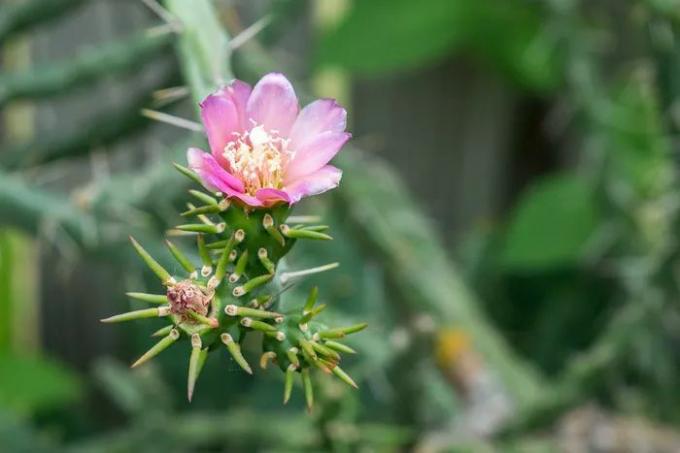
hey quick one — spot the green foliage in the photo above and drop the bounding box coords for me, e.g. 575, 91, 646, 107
0, 29, 173, 105
500, 174, 598, 271
316, 0, 560, 90
0, 354, 80, 414
317, 0, 465, 76
0, 0, 86, 43
165, 0, 232, 105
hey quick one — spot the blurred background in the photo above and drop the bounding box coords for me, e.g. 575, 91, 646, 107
2, 0, 680, 451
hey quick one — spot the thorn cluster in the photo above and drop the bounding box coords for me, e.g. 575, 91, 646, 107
101, 164, 367, 408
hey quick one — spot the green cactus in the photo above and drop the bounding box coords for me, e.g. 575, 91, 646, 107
102, 167, 366, 407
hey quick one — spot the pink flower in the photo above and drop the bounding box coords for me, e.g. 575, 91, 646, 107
187, 73, 349, 207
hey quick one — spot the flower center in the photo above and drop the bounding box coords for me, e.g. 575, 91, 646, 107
223, 125, 294, 195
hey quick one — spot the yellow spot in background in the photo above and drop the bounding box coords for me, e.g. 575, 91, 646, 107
435, 328, 471, 368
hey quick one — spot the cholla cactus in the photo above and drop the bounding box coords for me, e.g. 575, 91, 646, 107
102, 73, 365, 409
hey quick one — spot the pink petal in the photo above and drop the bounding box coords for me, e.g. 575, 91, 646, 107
228, 191, 263, 207
200, 92, 239, 166
289, 99, 347, 150
246, 73, 299, 136
283, 165, 342, 204
284, 131, 350, 183
225, 80, 252, 131
255, 188, 290, 206
187, 147, 244, 193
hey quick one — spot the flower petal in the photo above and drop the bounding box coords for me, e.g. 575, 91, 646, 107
200, 92, 240, 165
225, 79, 252, 131
289, 99, 347, 150
255, 188, 290, 207
283, 165, 342, 204
228, 191, 263, 207
284, 131, 350, 183
187, 147, 244, 193
246, 73, 299, 136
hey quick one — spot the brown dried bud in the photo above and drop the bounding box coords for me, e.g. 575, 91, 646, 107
166, 280, 212, 322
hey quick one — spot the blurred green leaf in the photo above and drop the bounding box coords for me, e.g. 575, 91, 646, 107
164, 0, 231, 105
316, 0, 464, 76
316, 0, 560, 90
602, 79, 671, 199
0, 354, 80, 414
501, 174, 598, 271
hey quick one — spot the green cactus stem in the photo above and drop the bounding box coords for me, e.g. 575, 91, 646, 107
102, 164, 366, 408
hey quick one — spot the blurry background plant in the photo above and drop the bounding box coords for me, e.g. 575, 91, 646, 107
1, 0, 680, 451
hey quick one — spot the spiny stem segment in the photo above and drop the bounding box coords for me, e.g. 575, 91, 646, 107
105, 189, 367, 408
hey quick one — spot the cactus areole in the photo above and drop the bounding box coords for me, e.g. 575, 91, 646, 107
102, 73, 365, 408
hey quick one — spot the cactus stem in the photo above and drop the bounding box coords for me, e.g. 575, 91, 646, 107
165, 240, 196, 274
323, 340, 357, 354
131, 328, 179, 368
181, 204, 221, 217
303, 286, 318, 313
280, 224, 332, 241
129, 236, 174, 285
126, 292, 167, 304
318, 323, 368, 339
151, 325, 174, 337
187, 334, 205, 402
280, 262, 339, 285
257, 248, 276, 274
300, 304, 327, 324
186, 310, 218, 328
331, 365, 358, 389
263, 213, 285, 246
220, 333, 252, 374
176, 223, 225, 234
101, 306, 169, 323
189, 189, 217, 206
301, 368, 314, 412
240, 317, 276, 332
229, 249, 249, 283
283, 364, 296, 404
224, 305, 281, 319
173, 162, 202, 185
233, 273, 274, 297
260, 351, 277, 369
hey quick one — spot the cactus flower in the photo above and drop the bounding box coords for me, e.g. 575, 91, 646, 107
187, 73, 349, 207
